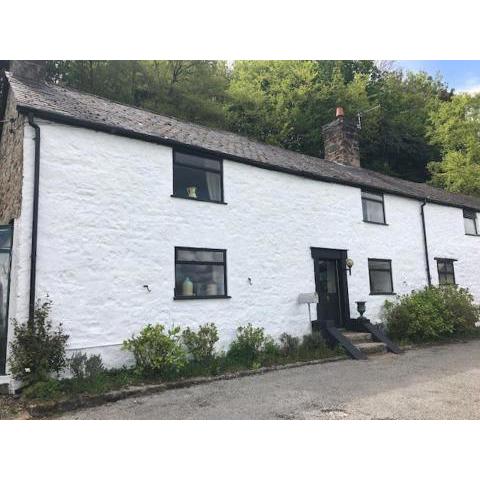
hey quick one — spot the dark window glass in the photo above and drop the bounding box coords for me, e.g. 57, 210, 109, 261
368, 259, 393, 294
362, 190, 386, 224
463, 209, 478, 235
173, 151, 223, 203
0, 225, 13, 375
437, 259, 456, 285
175, 247, 227, 298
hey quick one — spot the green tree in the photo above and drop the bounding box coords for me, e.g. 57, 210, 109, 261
427, 94, 480, 196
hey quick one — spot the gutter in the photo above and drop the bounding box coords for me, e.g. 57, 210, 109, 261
15, 105, 479, 213
420, 199, 432, 286
27, 113, 41, 324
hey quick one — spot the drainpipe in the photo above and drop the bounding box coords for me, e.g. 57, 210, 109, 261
420, 199, 432, 286
27, 113, 40, 325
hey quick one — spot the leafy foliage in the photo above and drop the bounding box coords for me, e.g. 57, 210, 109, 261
122, 324, 186, 378
69, 352, 105, 379
427, 94, 480, 196
226, 324, 276, 368
9, 298, 69, 383
181, 323, 219, 365
383, 285, 480, 343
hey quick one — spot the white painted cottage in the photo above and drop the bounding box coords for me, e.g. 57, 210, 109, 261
1, 61, 480, 385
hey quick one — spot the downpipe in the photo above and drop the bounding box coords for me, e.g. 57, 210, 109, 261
27, 113, 40, 325
420, 199, 432, 287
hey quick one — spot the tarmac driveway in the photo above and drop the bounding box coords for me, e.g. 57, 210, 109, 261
61, 340, 480, 420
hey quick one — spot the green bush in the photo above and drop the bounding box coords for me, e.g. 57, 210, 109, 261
182, 323, 219, 365
69, 352, 104, 379
22, 378, 62, 400
226, 324, 277, 368
9, 298, 69, 383
123, 324, 186, 378
384, 285, 480, 343
279, 333, 300, 356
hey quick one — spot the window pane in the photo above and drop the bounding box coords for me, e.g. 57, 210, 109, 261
362, 191, 383, 202
0, 252, 11, 348
368, 260, 390, 270
175, 263, 225, 297
363, 198, 385, 223
370, 270, 393, 293
175, 152, 221, 171
439, 273, 455, 285
464, 216, 477, 235
177, 249, 224, 263
0, 228, 12, 250
173, 164, 222, 202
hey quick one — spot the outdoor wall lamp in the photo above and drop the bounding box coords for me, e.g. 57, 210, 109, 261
356, 300, 366, 318
346, 258, 354, 275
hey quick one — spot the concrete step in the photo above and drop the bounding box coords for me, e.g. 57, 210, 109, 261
355, 342, 387, 355
339, 330, 372, 343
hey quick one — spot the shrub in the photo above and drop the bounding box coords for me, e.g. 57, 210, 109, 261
182, 323, 219, 364
384, 285, 480, 343
69, 352, 104, 379
9, 298, 69, 383
279, 333, 300, 356
300, 332, 327, 352
22, 378, 62, 400
69, 352, 88, 379
226, 324, 276, 367
85, 354, 104, 378
122, 324, 186, 378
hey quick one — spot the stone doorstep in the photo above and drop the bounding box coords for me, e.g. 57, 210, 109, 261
339, 331, 373, 343
27, 355, 347, 418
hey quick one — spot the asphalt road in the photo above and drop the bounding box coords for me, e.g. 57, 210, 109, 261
60, 340, 480, 420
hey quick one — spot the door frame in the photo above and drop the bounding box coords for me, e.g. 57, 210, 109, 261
310, 247, 351, 328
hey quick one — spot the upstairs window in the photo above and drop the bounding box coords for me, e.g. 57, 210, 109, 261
463, 209, 478, 235
174, 247, 228, 299
361, 190, 386, 224
173, 150, 224, 203
436, 258, 456, 286
368, 259, 394, 294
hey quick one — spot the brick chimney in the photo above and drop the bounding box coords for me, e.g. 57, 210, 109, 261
8, 61, 47, 83
322, 106, 360, 167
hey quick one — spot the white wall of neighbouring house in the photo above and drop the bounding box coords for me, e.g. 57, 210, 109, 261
7, 120, 480, 369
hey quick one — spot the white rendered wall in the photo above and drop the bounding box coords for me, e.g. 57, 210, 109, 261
9, 120, 480, 368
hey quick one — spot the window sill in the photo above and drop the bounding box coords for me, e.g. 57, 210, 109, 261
173, 295, 232, 301
171, 195, 227, 205
369, 292, 397, 296
465, 233, 479, 237
363, 220, 388, 226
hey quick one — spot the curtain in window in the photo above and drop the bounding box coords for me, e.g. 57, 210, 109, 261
206, 172, 221, 202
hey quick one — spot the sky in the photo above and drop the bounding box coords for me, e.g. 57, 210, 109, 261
395, 60, 480, 94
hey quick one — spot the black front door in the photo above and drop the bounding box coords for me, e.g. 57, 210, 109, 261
311, 248, 350, 329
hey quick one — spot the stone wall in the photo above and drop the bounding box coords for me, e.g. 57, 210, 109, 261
322, 117, 360, 167
0, 87, 24, 223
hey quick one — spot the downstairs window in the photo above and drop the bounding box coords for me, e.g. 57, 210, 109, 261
368, 259, 394, 294
174, 247, 228, 299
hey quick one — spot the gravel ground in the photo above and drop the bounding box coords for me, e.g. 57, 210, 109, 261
60, 340, 480, 420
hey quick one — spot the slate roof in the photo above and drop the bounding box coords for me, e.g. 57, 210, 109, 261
6, 72, 480, 211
